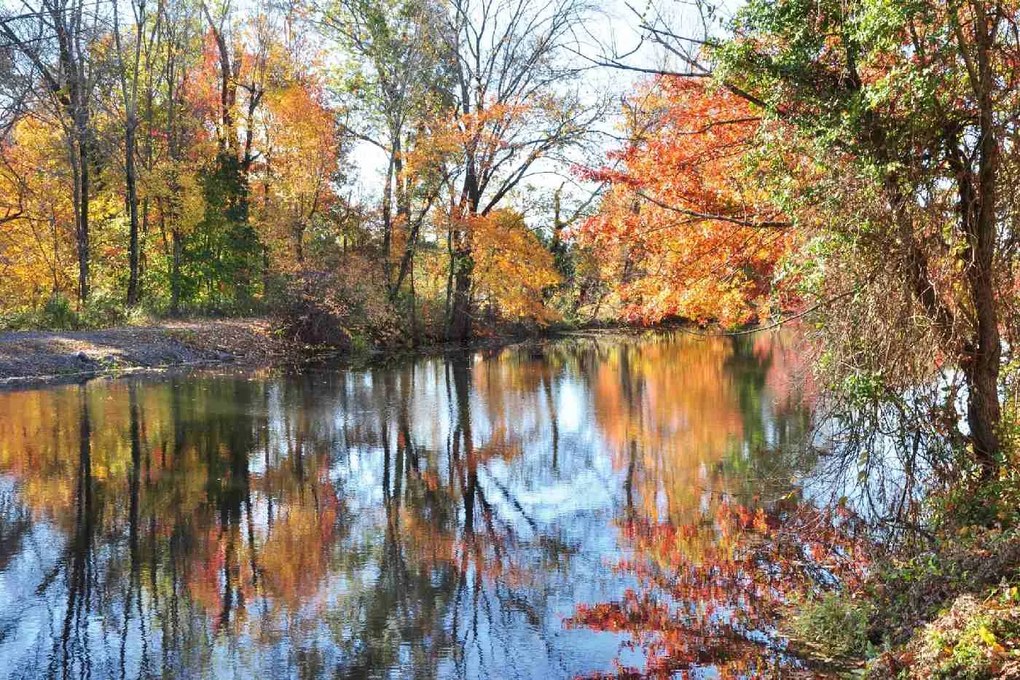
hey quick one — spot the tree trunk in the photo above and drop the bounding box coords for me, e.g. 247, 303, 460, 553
126, 117, 141, 305
448, 165, 479, 344
960, 1, 1002, 478
170, 228, 182, 316
381, 153, 395, 286
76, 115, 90, 306
448, 245, 473, 345
292, 224, 304, 264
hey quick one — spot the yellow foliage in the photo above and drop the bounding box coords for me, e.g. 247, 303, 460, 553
0, 118, 77, 306
470, 209, 561, 324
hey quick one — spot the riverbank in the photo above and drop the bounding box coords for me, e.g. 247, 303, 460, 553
0, 318, 710, 389
786, 521, 1020, 679
0, 318, 298, 388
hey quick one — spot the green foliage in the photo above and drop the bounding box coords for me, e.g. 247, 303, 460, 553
41, 293, 79, 329
792, 592, 873, 658
1, 291, 130, 331
0, 293, 79, 331
0, 292, 97, 330
862, 524, 1020, 663
79, 289, 129, 328
180, 154, 264, 312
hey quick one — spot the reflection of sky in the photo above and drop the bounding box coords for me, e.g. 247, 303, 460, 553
0, 332, 809, 679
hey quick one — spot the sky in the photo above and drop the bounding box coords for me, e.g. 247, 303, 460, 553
342, 0, 718, 223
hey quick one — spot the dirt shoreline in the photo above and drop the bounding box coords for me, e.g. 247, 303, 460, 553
0, 318, 297, 389
0, 320, 722, 390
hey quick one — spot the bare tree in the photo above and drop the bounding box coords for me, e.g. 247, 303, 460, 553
442, 0, 599, 343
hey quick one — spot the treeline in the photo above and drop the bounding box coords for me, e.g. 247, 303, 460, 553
0, 0, 601, 342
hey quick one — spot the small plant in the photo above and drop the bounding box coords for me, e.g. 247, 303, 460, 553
79, 289, 127, 328
40, 293, 79, 329
913, 593, 1020, 680
791, 591, 872, 658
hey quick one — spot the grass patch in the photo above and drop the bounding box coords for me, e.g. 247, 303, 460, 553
791, 591, 873, 659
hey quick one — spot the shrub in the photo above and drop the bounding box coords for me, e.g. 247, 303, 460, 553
40, 293, 78, 329
791, 591, 872, 658
79, 289, 128, 328
271, 259, 402, 350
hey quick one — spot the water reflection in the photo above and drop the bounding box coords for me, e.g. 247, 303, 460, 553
0, 332, 830, 679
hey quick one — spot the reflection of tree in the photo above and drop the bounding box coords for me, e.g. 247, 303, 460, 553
50, 387, 95, 678
0, 376, 348, 676
323, 353, 580, 678
568, 332, 865, 678
0, 331, 839, 678
0, 491, 30, 573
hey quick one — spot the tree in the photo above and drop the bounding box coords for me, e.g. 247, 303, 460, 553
0, 118, 77, 303
321, 0, 452, 304
254, 80, 340, 266
111, 0, 149, 305
599, 0, 1020, 482
716, 0, 1019, 478
440, 0, 597, 343
470, 209, 561, 324
185, 2, 281, 308
576, 76, 795, 326
1, 0, 102, 305
151, 0, 206, 313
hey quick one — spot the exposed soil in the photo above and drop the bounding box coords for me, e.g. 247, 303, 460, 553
0, 320, 675, 389
0, 318, 295, 388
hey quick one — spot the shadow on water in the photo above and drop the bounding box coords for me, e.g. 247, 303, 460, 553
0, 331, 856, 678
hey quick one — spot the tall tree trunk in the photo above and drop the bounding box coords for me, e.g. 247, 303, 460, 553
75, 114, 90, 305
447, 165, 478, 344
962, 0, 1002, 477
170, 227, 183, 316
126, 117, 141, 305
292, 223, 304, 264
448, 244, 473, 345
381, 152, 395, 286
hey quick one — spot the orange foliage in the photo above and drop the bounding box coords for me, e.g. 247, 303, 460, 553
255, 81, 340, 264
576, 78, 798, 326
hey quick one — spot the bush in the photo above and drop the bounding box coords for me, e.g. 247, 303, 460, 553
1, 293, 79, 330
41, 293, 79, 329
791, 591, 872, 658
0, 290, 164, 331
78, 289, 128, 328
271, 260, 402, 350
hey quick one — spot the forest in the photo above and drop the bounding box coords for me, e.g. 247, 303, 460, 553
2, 0, 1020, 678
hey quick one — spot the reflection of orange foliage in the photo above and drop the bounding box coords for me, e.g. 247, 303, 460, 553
592, 335, 744, 523
0, 380, 348, 629
261, 488, 339, 605
187, 522, 256, 625
568, 501, 870, 678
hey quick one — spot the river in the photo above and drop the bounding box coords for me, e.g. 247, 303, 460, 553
0, 331, 845, 679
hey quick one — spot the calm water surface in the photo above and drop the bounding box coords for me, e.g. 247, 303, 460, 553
0, 332, 823, 679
